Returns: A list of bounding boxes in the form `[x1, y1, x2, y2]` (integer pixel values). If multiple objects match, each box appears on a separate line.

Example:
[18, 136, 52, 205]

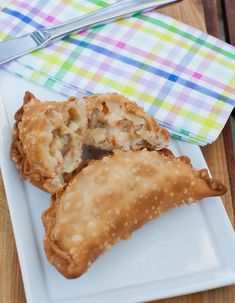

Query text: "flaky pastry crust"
[10, 92, 169, 193]
[10, 92, 87, 193]
[42, 148, 226, 278]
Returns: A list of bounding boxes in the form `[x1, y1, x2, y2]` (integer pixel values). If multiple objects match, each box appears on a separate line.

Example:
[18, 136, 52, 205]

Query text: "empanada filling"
[86, 100, 162, 151]
[47, 104, 86, 181]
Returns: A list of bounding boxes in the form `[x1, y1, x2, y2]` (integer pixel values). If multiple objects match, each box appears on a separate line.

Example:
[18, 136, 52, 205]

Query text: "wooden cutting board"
[0, 0, 234, 302]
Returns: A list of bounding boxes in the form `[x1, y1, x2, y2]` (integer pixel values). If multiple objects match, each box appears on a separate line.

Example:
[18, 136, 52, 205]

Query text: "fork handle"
[43, 0, 181, 42]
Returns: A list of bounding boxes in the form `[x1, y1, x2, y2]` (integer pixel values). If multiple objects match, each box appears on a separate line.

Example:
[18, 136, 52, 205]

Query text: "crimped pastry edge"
[42, 148, 227, 278]
[10, 92, 169, 193]
[10, 91, 84, 193]
[10, 91, 49, 191]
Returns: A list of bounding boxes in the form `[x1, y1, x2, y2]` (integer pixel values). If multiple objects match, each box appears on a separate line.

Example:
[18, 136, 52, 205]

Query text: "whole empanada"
[42, 148, 226, 278]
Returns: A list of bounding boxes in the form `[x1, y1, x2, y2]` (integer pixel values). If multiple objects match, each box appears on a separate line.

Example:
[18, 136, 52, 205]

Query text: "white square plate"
[1, 70, 235, 303]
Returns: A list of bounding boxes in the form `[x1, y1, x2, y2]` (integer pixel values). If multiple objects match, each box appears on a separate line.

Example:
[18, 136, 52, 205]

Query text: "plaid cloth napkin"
[0, 0, 235, 145]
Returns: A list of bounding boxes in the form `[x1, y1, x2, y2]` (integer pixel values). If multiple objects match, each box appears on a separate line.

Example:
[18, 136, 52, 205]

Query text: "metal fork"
[0, 0, 181, 65]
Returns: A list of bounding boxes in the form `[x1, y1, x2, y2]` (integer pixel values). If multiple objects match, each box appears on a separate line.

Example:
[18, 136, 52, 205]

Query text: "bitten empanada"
[10, 92, 169, 193]
[85, 93, 169, 151]
[42, 149, 226, 278]
[10, 92, 87, 193]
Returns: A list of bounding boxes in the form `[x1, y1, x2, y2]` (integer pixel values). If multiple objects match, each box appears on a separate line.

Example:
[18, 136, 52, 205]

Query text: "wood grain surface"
[202, 0, 222, 38]
[202, 0, 235, 214]
[0, 174, 26, 303]
[0, 0, 234, 302]
[222, 0, 235, 46]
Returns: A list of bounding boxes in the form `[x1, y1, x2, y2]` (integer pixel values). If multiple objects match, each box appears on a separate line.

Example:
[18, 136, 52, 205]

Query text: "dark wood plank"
[222, 0, 235, 46]
[223, 120, 235, 218]
[202, 0, 235, 214]
[221, 0, 235, 118]
[201, 0, 221, 38]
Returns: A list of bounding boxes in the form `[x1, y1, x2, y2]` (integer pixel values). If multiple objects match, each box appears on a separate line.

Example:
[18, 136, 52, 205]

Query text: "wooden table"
[0, 0, 235, 302]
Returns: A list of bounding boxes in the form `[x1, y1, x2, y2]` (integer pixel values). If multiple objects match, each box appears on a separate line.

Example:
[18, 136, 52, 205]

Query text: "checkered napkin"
[0, 0, 235, 145]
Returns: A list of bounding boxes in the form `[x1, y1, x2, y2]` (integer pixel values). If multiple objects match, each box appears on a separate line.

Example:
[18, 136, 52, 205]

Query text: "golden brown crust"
[42, 148, 226, 279]
[11, 92, 169, 193]
[10, 92, 87, 193]
[10, 92, 47, 191]
[42, 197, 76, 278]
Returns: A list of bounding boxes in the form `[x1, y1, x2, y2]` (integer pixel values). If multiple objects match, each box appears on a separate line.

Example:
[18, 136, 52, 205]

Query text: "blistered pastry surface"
[42, 149, 226, 278]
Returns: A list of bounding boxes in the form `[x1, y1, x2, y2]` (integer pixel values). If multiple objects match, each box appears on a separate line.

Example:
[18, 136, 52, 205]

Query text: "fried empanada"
[85, 93, 169, 151]
[11, 92, 169, 193]
[10, 92, 87, 193]
[42, 148, 226, 279]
